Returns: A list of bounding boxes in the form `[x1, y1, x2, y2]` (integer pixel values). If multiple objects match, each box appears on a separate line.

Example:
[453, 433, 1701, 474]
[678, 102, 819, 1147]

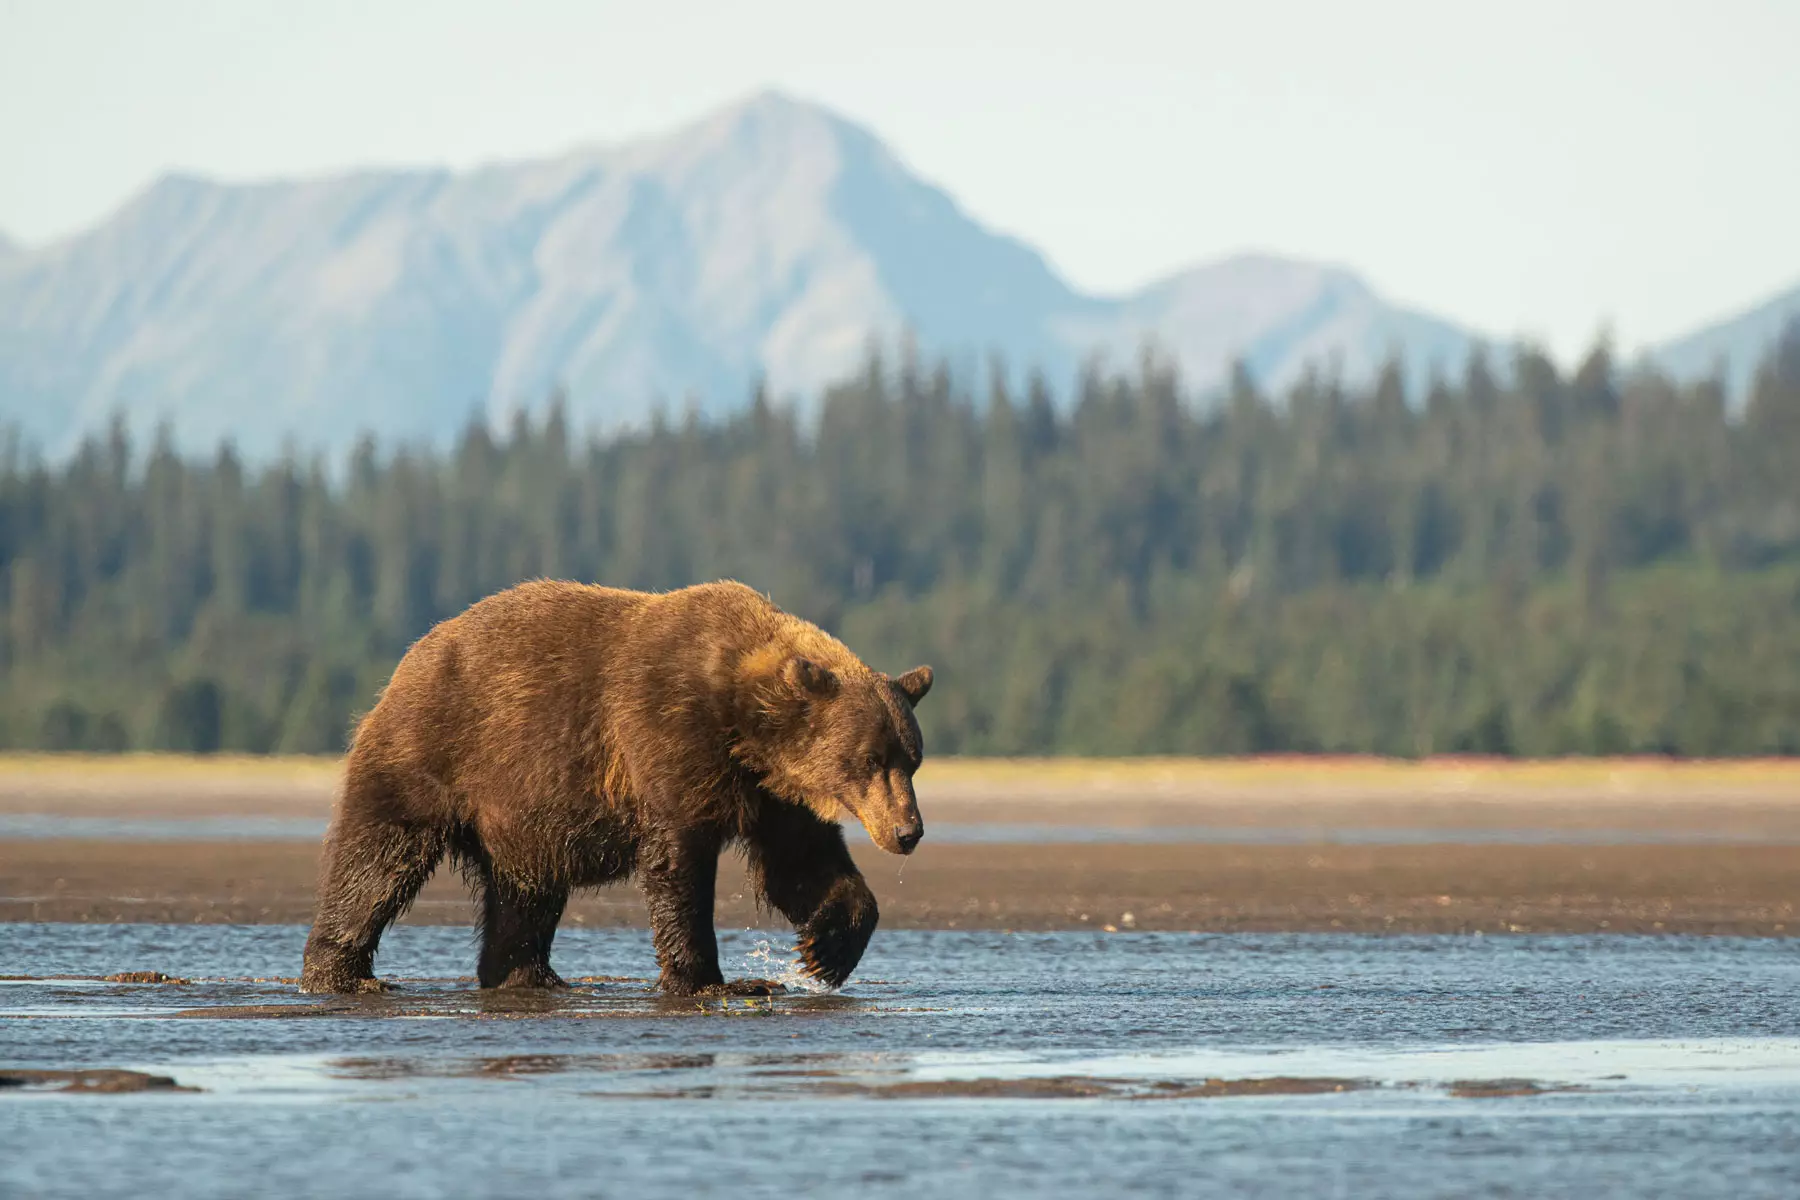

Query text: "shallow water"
[3, 924, 1799, 1197]
[3, 812, 1790, 844]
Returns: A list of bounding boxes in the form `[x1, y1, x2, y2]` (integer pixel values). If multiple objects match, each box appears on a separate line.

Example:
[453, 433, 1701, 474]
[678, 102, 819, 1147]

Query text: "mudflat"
[3, 838, 1795, 937]
[2, 755, 1797, 936]
[10, 760, 1800, 1200]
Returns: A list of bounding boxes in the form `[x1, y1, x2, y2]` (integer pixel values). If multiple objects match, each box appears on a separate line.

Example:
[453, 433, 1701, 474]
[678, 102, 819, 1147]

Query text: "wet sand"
[4, 837, 1795, 936]
[2, 755, 1798, 936]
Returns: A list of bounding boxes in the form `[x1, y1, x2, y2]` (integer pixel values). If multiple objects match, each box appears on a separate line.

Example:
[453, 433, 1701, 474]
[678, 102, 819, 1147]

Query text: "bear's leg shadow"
[300, 768, 446, 994]
[745, 802, 879, 990]
[475, 864, 570, 989]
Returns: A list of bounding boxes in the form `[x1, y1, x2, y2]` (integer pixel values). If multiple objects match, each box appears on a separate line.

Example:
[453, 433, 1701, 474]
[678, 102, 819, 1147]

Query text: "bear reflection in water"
[300, 579, 932, 998]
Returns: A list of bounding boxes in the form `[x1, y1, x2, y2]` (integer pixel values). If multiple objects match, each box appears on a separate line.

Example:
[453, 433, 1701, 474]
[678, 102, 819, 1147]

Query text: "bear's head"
[735, 646, 933, 855]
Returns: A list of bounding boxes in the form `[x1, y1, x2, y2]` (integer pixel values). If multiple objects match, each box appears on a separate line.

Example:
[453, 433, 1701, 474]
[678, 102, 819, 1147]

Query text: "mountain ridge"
[0, 90, 1785, 458]
[1648, 280, 1800, 400]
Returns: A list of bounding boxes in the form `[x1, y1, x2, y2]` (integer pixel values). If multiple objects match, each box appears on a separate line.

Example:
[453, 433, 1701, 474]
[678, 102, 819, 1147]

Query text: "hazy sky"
[2, 0, 1796, 361]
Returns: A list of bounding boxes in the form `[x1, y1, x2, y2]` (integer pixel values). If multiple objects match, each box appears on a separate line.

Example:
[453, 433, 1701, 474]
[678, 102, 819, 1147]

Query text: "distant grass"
[922, 755, 1800, 793]
[0, 753, 1795, 794]
[0, 754, 342, 783]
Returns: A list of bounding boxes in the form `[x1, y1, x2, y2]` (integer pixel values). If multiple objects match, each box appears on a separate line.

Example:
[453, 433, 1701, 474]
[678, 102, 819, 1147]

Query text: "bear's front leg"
[639, 828, 785, 997]
[746, 802, 880, 990]
[794, 872, 879, 990]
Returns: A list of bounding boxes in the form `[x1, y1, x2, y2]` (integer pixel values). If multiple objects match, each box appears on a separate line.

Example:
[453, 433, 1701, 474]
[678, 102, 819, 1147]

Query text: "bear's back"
[351, 582, 627, 779]
[356, 579, 794, 775]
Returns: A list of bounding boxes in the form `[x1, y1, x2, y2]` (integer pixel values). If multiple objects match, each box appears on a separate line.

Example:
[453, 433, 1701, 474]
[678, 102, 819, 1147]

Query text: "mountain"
[0, 92, 1485, 459]
[1059, 254, 1476, 400]
[1650, 280, 1800, 401]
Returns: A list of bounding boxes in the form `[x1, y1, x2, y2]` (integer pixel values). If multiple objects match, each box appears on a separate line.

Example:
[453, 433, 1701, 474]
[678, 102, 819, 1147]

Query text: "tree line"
[4, 321, 1799, 757]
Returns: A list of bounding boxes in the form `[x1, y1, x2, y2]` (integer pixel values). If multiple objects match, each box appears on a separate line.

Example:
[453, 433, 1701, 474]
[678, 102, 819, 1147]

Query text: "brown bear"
[299, 579, 931, 996]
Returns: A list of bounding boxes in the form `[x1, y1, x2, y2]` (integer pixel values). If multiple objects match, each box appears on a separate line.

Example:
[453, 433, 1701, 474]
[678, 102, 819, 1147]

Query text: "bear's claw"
[797, 931, 860, 990]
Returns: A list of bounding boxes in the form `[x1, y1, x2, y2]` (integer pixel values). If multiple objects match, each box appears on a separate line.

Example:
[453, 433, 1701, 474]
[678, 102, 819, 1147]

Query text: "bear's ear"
[781, 655, 838, 698]
[894, 665, 933, 708]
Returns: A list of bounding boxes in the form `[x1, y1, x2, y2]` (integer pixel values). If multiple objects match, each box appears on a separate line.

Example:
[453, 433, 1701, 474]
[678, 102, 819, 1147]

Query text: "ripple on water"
[4, 925, 1800, 1198]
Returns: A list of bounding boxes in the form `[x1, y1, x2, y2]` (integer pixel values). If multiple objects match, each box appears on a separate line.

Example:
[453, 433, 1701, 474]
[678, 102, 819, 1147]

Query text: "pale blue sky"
[2, 0, 1795, 362]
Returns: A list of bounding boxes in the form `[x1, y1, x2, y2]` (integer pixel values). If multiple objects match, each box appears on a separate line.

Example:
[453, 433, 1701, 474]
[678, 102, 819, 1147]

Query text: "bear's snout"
[845, 770, 924, 856]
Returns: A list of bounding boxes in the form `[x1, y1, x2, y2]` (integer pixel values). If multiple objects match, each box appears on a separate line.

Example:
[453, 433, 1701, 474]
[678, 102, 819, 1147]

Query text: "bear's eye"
[865, 752, 885, 774]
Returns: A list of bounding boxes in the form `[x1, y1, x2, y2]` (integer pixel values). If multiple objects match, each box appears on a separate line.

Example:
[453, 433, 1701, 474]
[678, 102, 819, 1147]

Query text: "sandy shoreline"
[3, 756, 1797, 937]
[4, 838, 1794, 937]
[4, 754, 1800, 834]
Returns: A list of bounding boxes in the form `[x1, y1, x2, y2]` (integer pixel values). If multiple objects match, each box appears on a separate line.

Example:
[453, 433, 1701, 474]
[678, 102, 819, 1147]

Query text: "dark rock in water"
[102, 971, 191, 984]
[0, 1069, 198, 1094]
[1446, 1078, 1585, 1098]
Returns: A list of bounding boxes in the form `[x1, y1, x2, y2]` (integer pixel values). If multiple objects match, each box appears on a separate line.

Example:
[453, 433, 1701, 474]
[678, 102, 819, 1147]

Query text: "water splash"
[738, 938, 831, 995]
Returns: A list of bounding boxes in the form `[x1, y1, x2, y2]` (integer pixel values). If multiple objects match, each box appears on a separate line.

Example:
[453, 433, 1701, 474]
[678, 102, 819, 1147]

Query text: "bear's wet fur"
[299, 580, 932, 996]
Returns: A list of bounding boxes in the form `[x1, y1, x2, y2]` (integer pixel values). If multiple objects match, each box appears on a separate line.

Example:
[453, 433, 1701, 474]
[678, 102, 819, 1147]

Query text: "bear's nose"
[894, 821, 923, 853]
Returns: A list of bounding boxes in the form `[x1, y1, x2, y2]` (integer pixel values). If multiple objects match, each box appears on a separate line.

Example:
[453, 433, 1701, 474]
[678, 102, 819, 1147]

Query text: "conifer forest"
[6, 324, 1800, 757]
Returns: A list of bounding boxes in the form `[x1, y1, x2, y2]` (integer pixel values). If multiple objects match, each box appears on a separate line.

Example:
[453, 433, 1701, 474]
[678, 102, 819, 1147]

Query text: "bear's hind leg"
[475, 867, 570, 989]
[300, 772, 447, 994]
